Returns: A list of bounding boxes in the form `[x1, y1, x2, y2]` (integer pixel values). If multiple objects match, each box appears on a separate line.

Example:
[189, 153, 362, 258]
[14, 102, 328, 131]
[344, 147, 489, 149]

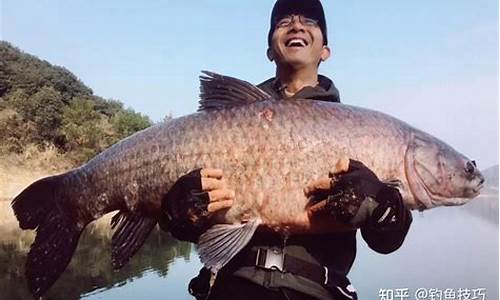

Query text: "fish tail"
[11, 175, 85, 297]
[12, 175, 63, 229]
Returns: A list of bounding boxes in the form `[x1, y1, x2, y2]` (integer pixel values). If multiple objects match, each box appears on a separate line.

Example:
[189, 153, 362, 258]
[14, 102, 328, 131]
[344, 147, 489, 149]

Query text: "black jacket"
[258, 75, 341, 103]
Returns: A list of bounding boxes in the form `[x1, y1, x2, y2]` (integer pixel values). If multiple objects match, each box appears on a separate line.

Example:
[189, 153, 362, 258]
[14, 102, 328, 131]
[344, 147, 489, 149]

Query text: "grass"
[0, 144, 73, 200]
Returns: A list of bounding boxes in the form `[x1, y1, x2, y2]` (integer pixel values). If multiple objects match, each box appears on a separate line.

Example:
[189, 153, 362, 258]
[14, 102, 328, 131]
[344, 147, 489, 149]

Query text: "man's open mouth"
[285, 38, 308, 48]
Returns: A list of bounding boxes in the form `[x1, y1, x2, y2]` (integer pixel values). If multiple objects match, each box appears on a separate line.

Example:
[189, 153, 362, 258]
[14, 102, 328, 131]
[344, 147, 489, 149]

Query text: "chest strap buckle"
[255, 248, 284, 272]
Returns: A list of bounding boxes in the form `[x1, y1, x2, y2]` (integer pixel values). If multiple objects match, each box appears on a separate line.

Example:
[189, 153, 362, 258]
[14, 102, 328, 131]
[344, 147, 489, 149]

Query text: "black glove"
[325, 159, 408, 230]
[188, 267, 211, 300]
[368, 184, 410, 231]
[325, 270, 358, 300]
[158, 169, 210, 242]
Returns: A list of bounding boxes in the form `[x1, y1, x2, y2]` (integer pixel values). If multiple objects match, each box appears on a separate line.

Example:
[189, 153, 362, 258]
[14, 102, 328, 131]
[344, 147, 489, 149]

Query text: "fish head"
[404, 131, 484, 210]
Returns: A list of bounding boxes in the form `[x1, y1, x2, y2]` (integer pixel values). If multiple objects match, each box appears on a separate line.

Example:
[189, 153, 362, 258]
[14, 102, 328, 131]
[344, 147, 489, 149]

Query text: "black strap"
[239, 249, 327, 285]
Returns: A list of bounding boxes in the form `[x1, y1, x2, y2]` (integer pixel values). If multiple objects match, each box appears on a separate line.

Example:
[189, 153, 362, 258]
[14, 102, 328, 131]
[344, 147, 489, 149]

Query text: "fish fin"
[11, 174, 85, 298]
[26, 210, 85, 298]
[110, 211, 157, 269]
[198, 71, 272, 111]
[197, 219, 261, 273]
[11, 174, 63, 229]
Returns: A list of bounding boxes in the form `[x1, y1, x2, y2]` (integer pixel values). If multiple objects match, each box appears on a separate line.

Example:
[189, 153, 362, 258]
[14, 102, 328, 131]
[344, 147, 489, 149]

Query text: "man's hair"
[267, 0, 328, 46]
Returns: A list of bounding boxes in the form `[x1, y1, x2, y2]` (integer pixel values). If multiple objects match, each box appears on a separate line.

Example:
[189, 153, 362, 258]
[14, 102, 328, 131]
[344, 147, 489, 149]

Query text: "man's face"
[269, 15, 330, 69]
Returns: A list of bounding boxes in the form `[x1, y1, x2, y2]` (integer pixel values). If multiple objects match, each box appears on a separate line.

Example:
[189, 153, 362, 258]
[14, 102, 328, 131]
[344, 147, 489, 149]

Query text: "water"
[350, 202, 498, 299]
[0, 195, 497, 300]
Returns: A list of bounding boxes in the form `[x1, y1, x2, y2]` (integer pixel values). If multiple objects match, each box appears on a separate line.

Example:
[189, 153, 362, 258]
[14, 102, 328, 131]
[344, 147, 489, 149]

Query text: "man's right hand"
[159, 168, 235, 242]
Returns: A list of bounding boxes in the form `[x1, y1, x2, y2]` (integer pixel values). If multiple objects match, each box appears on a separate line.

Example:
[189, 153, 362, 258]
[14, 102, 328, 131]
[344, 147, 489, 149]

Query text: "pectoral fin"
[197, 219, 261, 273]
[110, 211, 157, 269]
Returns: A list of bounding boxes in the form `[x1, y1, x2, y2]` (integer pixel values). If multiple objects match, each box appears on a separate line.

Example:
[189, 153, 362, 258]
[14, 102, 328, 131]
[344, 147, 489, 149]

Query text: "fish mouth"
[411, 160, 481, 209]
[470, 181, 484, 197]
[424, 180, 484, 207]
[472, 173, 485, 195]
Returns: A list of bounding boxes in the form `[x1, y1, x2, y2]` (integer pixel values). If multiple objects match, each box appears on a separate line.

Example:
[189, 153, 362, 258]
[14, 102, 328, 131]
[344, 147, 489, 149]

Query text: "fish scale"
[70, 100, 408, 228]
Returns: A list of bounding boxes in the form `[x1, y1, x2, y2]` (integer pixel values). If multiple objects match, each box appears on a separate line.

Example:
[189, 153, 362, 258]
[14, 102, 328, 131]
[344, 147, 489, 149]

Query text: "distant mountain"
[482, 164, 499, 190]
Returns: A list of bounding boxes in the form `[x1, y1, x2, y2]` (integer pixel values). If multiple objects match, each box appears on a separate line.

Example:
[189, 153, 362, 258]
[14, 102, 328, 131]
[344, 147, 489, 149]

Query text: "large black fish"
[12, 72, 484, 297]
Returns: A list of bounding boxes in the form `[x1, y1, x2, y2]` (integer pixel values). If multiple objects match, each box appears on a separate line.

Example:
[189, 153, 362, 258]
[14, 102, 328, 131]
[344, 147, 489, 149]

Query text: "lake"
[0, 194, 497, 300]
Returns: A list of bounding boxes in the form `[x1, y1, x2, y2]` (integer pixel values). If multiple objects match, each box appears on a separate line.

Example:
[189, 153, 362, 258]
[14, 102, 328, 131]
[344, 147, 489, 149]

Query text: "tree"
[62, 97, 106, 162]
[12, 85, 64, 143]
[112, 109, 152, 140]
[93, 97, 124, 117]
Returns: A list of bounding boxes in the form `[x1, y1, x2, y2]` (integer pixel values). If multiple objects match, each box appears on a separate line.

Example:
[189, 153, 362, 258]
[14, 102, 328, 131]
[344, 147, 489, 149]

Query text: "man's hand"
[199, 168, 235, 214]
[305, 159, 409, 230]
[304, 177, 335, 215]
[304, 156, 350, 215]
[159, 168, 235, 242]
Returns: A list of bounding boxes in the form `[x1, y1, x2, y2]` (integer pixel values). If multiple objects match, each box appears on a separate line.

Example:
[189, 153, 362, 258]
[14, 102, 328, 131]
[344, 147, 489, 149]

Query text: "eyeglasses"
[275, 15, 319, 28]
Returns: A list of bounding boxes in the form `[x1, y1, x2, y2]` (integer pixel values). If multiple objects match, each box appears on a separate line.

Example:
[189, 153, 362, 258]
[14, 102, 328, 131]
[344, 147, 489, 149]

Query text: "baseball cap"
[268, 0, 328, 46]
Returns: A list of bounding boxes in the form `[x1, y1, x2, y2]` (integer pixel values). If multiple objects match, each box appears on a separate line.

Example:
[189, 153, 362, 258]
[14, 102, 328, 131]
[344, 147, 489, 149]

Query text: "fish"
[11, 71, 485, 297]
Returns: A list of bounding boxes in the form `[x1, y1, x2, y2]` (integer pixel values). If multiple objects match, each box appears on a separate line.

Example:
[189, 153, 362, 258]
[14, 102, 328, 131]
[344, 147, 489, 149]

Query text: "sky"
[1, 0, 499, 168]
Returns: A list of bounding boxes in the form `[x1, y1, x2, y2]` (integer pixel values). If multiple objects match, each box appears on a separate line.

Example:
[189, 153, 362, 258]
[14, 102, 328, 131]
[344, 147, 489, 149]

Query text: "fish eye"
[465, 161, 475, 174]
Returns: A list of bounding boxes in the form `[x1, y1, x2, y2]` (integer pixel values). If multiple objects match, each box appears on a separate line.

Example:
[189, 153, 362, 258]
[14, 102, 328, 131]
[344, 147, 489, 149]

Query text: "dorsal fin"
[198, 71, 272, 111]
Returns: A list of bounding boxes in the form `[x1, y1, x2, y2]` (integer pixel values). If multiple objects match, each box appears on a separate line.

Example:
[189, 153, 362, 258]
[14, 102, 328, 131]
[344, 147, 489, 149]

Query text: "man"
[159, 0, 412, 299]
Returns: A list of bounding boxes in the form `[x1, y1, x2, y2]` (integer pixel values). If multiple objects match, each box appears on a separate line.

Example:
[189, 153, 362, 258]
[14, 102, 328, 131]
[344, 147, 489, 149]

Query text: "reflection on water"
[351, 193, 499, 300]
[0, 211, 196, 300]
[460, 190, 499, 224]
[0, 194, 498, 300]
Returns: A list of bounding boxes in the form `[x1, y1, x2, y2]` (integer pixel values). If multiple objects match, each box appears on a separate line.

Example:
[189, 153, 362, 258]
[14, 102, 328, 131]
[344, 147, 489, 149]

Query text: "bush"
[0, 109, 36, 153]
[93, 97, 124, 117]
[11, 86, 64, 143]
[62, 97, 107, 162]
[112, 109, 151, 140]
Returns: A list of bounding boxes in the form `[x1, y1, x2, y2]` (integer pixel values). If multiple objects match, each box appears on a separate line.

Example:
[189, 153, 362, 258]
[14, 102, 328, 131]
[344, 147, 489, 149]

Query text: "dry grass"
[0, 199, 35, 252]
[0, 107, 17, 120]
[0, 143, 116, 247]
[0, 140, 75, 249]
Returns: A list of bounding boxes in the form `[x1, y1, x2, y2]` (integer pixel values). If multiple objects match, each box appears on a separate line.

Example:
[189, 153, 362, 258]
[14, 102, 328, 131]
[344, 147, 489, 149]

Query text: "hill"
[482, 164, 499, 190]
[0, 41, 155, 199]
[0, 41, 152, 164]
[461, 164, 498, 223]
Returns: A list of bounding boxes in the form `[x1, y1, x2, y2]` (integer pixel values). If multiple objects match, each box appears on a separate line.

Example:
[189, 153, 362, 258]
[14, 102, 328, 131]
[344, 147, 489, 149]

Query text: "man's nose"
[289, 16, 305, 31]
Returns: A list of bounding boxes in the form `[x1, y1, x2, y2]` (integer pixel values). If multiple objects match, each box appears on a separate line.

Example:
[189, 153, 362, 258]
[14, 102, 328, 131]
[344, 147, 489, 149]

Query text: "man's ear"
[320, 46, 331, 62]
[266, 48, 274, 61]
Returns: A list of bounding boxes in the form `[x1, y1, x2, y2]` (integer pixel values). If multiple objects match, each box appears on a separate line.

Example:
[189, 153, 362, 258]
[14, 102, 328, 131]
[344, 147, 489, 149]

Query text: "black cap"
[268, 0, 328, 46]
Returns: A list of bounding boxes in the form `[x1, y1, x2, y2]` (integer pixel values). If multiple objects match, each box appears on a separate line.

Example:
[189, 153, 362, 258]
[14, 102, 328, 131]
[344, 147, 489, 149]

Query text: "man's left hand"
[305, 159, 408, 229]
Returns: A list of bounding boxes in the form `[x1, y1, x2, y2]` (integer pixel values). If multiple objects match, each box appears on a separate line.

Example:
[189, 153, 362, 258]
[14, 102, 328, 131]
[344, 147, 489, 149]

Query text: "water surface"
[0, 194, 497, 300]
